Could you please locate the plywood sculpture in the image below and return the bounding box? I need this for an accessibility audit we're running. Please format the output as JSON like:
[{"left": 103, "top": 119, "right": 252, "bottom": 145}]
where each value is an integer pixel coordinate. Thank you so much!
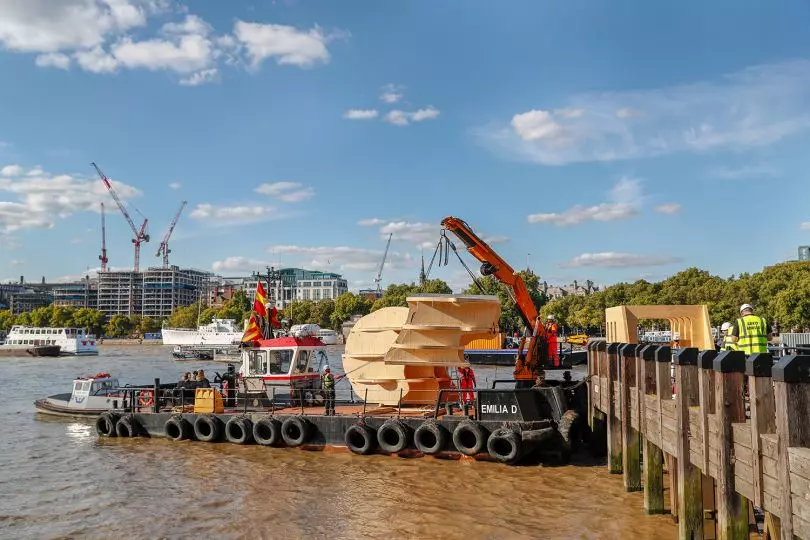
[
  {"left": 343, "top": 294, "right": 500, "bottom": 406},
  {"left": 604, "top": 304, "right": 714, "bottom": 350}
]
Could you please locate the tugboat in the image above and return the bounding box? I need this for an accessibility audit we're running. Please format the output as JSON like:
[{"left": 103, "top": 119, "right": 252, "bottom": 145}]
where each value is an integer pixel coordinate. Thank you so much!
[{"left": 35, "top": 373, "right": 161, "bottom": 418}]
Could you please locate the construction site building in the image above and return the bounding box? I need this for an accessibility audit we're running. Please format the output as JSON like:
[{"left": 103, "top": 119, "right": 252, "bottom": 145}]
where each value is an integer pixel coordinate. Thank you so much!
[
  {"left": 52, "top": 279, "right": 98, "bottom": 309},
  {"left": 141, "top": 266, "right": 210, "bottom": 319}
]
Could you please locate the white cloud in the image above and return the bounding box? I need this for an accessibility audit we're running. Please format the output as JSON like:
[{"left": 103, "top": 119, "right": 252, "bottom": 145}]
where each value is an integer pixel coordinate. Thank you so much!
[
  {"left": 168, "top": 182, "right": 181, "bottom": 190},
  {"left": 233, "top": 21, "right": 335, "bottom": 69},
  {"left": 654, "top": 203, "right": 681, "bottom": 215},
  {"left": 189, "top": 204, "right": 274, "bottom": 224},
  {"left": 180, "top": 68, "right": 218, "bottom": 86},
  {"left": 709, "top": 163, "right": 778, "bottom": 180},
  {"left": 528, "top": 177, "right": 642, "bottom": 226},
  {"left": 559, "top": 252, "right": 681, "bottom": 268},
  {"left": 384, "top": 107, "right": 440, "bottom": 126},
  {"left": 380, "top": 84, "right": 404, "bottom": 104},
  {"left": 482, "top": 235, "right": 509, "bottom": 245},
  {"left": 379, "top": 221, "right": 436, "bottom": 245},
  {"left": 0, "top": 165, "right": 22, "bottom": 176},
  {"left": 479, "top": 59, "right": 810, "bottom": 165},
  {"left": 212, "top": 256, "right": 276, "bottom": 273},
  {"left": 801, "top": 222, "right": 810, "bottom": 231},
  {"left": 0, "top": 165, "right": 141, "bottom": 234},
  {"left": 269, "top": 245, "right": 413, "bottom": 272},
  {"left": 255, "top": 182, "right": 315, "bottom": 202},
  {"left": 358, "top": 218, "right": 384, "bottom": 226},
  {"left": 9, "top": 259, "right": 25, "bottom": 266},
  {"left": 35, "top": 52, "right": 71, "bottom": 69},
  {"left": 343, "top": 109, "right": 379, "bottom": 120},
  {"left": 1, "top": 5, "right": 339, "bottom": 85}
]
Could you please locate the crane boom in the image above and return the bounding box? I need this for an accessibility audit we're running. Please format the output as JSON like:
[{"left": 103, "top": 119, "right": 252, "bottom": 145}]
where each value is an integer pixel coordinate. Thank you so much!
[
  {"left": 374, "top": 233, "right": 392, "bottom": 294},
  {"left": 157, "top": 201, "right": 188, "bottom": 267},
  {"left": 99, "top": 203, "right": 108, "bottom": 272},
  {"left": 91, "top": 162, "right": 149, "bottom": 273}
]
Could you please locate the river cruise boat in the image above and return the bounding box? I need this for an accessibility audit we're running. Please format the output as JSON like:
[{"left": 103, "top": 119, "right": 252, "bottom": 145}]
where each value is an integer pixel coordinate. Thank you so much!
[
  {"left": 1, "top": 325, "right": 98, "bottom": 356},
  {"left": 162, "top": 318, "right": 243, "bottom": 346}
]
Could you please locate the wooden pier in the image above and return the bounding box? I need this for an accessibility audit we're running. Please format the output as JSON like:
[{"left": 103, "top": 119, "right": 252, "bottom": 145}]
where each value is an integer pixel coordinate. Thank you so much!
[{"left": 588, "top": 342, "right": 810, "bottom": 540}]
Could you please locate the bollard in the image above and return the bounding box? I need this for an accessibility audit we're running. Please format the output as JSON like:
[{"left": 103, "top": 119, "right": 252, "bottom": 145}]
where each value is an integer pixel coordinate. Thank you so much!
[
  {"left": 674, "top": 347, "right": 703, "bottom": 539},
  {"left": 620, "top": 343, "right": 642, "bottom": 491},
  {"left": 712, "top": 351, "right": 749, "bottom": 540}
]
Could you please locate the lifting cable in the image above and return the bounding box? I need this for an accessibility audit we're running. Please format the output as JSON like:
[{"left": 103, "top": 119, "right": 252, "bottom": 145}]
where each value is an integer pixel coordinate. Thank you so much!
[{"left": 424, "top": 228, "right": 486, "bottom": 293}]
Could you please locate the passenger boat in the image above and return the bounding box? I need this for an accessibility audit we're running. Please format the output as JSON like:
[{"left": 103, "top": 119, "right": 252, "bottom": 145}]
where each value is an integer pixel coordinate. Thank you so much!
[
  {"left": 161, "top": 318, "right": 243, "bottom": 346},
  {"left": 34, "top": 373, "right": 158, "bottom": 418},
  {"left": 0, "top": 325, "right": 98, "bottom": 356}
]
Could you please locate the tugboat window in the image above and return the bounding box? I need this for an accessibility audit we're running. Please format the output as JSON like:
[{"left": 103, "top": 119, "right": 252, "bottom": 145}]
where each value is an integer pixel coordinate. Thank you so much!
[
  {"left": 294, "top": 351, "right": 309, "bottom": 374},
  {"left": 249, "top": 351, "right": 267, "bottom": 375},
  {"left": 267, "top": 350, "right": 293, "bottom": 374}
]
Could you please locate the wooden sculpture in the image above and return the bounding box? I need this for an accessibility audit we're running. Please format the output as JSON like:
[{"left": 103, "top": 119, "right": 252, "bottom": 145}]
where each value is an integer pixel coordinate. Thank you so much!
[
  {"left": 604, "top": 304, "right": 714, "bottom": 350},
  {"left": 343, "top": 295, "right": 500, "bottom": 406}
]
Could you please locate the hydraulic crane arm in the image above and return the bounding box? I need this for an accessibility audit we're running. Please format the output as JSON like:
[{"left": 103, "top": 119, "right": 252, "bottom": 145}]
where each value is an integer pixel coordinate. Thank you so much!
[{"left": 441, "top": 216, "right": 539, "bottom": 329}]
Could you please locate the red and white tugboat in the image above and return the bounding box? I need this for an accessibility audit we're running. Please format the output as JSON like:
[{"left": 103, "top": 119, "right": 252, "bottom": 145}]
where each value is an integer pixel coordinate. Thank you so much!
[{"left": 238, "top": 324, "right": 330, "bottom": 403}]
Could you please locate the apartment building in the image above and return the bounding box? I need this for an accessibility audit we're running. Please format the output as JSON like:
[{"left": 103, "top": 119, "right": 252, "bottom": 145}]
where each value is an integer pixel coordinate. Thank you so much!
[{"left": 244, "top": 268, "right": 348, "bottom": 309}]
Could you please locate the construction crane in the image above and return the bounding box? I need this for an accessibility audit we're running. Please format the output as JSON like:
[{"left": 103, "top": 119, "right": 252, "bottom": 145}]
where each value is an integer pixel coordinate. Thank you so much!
[
  {"left": 156, "top": 201, "right": 188, "bottom": 268},
  {"left": 99, "top": 203, "right": 108, "bottom": 272},
  {"left": 374, "top": 233, "right": 392, "bottom": 297},
  {"left": 91, "top": 162, "right": 150, "bottom": 272}
]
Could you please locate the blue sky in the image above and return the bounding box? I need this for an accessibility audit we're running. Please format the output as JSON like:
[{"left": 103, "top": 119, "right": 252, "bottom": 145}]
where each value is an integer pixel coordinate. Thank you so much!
[{"left": 1, "top": 0, "right": 810, "bottom": 292}]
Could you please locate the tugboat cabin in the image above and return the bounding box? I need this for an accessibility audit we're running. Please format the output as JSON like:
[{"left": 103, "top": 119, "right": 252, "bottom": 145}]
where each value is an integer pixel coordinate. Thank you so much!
[{"left": 240, "top": 336, "right": 329, "bottom": 394}]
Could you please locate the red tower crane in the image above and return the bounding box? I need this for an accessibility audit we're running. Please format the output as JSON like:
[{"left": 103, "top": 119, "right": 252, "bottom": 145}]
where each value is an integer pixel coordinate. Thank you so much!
[
  {"left": 156, "top": 200, "right": 188, "bottom": 268},
  {"left": 99, "top": 202, "right": 109, "bottom": 272},
  {"left": 91, "top": 162, "right": 150, "bottom": 272}
]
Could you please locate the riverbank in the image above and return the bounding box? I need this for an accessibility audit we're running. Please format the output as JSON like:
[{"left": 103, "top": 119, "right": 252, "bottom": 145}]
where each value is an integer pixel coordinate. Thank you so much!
[{"left": 98, "top": 339, "right": 163, "bottom": 346}]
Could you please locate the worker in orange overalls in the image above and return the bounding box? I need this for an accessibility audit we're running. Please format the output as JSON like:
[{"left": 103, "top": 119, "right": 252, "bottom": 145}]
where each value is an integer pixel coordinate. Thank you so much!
[
  {"left": 457, "top": 366, "right": 477, "bottom": 404},
  {"left": 546, "top": 315, "right": 559, "bottom": 367}
]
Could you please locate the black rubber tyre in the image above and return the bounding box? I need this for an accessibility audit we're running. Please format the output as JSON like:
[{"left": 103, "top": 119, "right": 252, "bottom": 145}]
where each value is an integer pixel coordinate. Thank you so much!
[
  {"left": 281, "top": 416, "right": 312, "bottom": 447},
  {"left": 345, "top": 424, "right": 377, "bottom": 455},
  {"left": 193, "top": 414, "right": 223, "bottom": 443},
  {"left": 253, "top": 417, "right": 282, "bottom": 446},
  {"left": 115, "top": 415, "right": 138, "bottom": 438},
  {"left": 487, "top": 428, "right": 523, "bottom": 464},
  {"left": 377, "top": 419, "right": 411, "bottom": 454},
  {"left": 414, "top": 420, "right": 448, "bottom": 455},
  {"left": 95, "top": 412, "right": 120, "bottom": 438},
  {"left": 225, "top": 416, "right": 254, "bottom": 445},
  {"left": 165, "top": 415, "right": 192, "bottom": 441},
  {"left": 452, "top": 420, "right": 488, "bottom": 456}
]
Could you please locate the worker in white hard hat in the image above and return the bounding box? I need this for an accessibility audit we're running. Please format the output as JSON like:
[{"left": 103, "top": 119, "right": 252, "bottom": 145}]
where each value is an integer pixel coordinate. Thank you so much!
[
  {"left": 720, "top": 322, "right": 738, "bottom": 351},
  {"left": 545, "top": 315, "right": 559, "bottom": 367},
  {"left": 321, "top": 365, "right": 335, "bottom": 416},
  {"left": 728, "top": 304, "right": 769, "bottom": 355}
]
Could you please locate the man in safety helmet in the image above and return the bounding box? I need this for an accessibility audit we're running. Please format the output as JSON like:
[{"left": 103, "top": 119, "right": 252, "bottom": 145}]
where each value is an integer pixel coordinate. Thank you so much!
[
  {"left": 729, "top": 304, "right": 770, "bottom": 355},
  {"left": 545, "top": 315, "right": 559, "bottom": 367},
  {"left": 720, "top": 322, "right": 737, "bottom": 351},
  {"left": 321, "top": 365, "right": 336, "bottom": 416}
]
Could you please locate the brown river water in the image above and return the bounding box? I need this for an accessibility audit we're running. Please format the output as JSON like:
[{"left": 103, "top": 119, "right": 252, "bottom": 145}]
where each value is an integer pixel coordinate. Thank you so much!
[{"left": 0, "top": 345, "right": 676, "bottom": 539}]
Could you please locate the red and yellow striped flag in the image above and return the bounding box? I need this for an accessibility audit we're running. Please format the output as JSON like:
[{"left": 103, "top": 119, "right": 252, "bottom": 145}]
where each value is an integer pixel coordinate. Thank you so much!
[
  {"left": 241, "top": 314, "right": 262, "bottom": 343},
  {"left": 253, "top": 281, "right": 268, "bottom": 319}
]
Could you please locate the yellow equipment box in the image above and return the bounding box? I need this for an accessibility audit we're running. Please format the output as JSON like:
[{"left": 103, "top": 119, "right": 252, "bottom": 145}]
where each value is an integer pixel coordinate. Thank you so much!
[{"left": 194, "top": 388, "right": 224, "bottom": 413}]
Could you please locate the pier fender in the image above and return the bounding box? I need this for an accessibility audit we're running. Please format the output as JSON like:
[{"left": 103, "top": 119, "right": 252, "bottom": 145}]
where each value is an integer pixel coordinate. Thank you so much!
[
  {"left": 193, "top": 414, "right": 223, "bottom": 443},
  {"left": 486, "top": 428, "right": 522, "bottom": 464},
  {"left": 253, "top": 417, "right": 282, "bottom": 446},
  {"left": 95, "top": 412, "right": 121, "bottom": 438},
  {"left": 165, "top": 415, "right": 192, "bottom": 441},
  {"left": 225, "top": 416, "right": 254, "bottom": 445},
  {"left": 345, "top": 424, "right": 377, "bottom": 455},
  {"left": 377, "top": 420, "right": 411, "bottom": 454},
  {"left": 452, "top": 420, "right": 488, "bottom": 456},
  {"left": 414, "top": 420, "right": 448, "bottom": 455},
  {"left": 281, "top": 416, "right": 312, "bottom": 447},
  {"left": 115, "top": 415, "right": 139, "bottom": 438}
]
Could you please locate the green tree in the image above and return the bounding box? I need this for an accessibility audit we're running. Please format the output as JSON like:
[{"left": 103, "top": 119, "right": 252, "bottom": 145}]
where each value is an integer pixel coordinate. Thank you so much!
[
  {"left": 463, "top": 271, "right": 546, "bottom": 333},
  {"left": 370, "top": 279, "right": 453, "bottom": 311},
  {"left": 139, "top": 316, "right": 159, "bottom": 335},
  {"left": 167, "top": 303, "right": 200, "bottom": 329},
  {"left": 0, "top": 310, "right": 14, "bottom": 332},
  {"left": 217, "top": 290, "right": 251, "bottom": 325},
  {"left": 199, "top": 307, "right": 219, "bottom": 325},
  {"left": 105, "top": 315, "right": 133, "bottom": 337},
  {"left": 332, "top": 293, "right": 373, "bottom": 328},
  {"left": 312, "top": 299, "right": 336, "bottom": 328}
]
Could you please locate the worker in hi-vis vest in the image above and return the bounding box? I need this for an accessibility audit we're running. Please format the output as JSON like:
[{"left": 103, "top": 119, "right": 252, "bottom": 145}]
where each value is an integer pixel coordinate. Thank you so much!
[
  {"left": 729, "top": 304, "right": 769, "bottom": 354},
  {"left": 720, "top": 322, "right": 738, "bottom": 351}
]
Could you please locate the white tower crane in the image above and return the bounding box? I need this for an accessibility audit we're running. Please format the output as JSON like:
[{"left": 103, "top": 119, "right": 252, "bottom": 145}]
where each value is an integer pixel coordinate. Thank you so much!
[
  {"left": 156, "top": 201, "right": 188, "bottom": 268},
  {"left": 374, "top": 233, "right": 393, "bottom": 297}
]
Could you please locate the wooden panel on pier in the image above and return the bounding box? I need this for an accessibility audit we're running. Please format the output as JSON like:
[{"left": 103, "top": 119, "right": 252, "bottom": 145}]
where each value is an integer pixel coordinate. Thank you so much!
[{"left": 630, "top": 391, "right": 639, "bottom": 430}]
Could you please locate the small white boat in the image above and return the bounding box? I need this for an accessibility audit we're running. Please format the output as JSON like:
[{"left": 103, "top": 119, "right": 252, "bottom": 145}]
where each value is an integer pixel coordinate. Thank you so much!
[
  {"left": 1, "top": 325, "right": 98, "bottom": 356},
  {"left": 317, "top": 328, "right": 339, "bottom": 345},
  {"left": 34, "top": 373, "right": 150, "bottom": 418},
  {"left": 161, "top": 318, "right": 243, "bottom": 346}
]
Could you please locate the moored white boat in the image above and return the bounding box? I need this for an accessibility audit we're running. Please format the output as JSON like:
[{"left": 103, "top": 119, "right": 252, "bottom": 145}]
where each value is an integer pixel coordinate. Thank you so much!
[
  {"left": 34, "top": 373, "right": 147, "bottom": 418},
  {"left": 161, "top": 318, "right": 243, "bottom": 346},
  {"left": 0, "top": 325, "right": 98, "bottom": 356}
]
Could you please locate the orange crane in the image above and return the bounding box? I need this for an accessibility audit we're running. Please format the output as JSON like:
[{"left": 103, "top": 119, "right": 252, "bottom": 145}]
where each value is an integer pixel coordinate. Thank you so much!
[
  {"left": 440, "top": 216, "right": 548, "bottom": 380},
  {"left": 156, "top": 201, "right": 187, "bottom": 268},
  {"left": 99, "top": 203, "right": 108, "bottom": 272},
  {"left": 91, "top": 162, "right": 150, "bottom": 272}
]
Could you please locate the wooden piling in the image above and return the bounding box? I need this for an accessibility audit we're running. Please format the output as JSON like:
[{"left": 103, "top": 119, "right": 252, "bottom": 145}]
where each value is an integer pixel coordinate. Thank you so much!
[
  {"left": 607, "top": 342, "right": 623, "bottom": 474},
  {"left": 773, "top": 355, "right": 810, "bottom": 540},
  {"left": 641, "top": 344, "right": 665, "bottom": 514},
  {"left": 746, "top": 352, "right": 778, "bottom": 539},
  {"left": 621, "top": 343, "right": 642, "bottom": 491},
  {"left": 712, "top": 351, "right": 749, "bottom": 540},
  {"left": 674, "top": 347, "right": 704, "bottom": 539}
]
